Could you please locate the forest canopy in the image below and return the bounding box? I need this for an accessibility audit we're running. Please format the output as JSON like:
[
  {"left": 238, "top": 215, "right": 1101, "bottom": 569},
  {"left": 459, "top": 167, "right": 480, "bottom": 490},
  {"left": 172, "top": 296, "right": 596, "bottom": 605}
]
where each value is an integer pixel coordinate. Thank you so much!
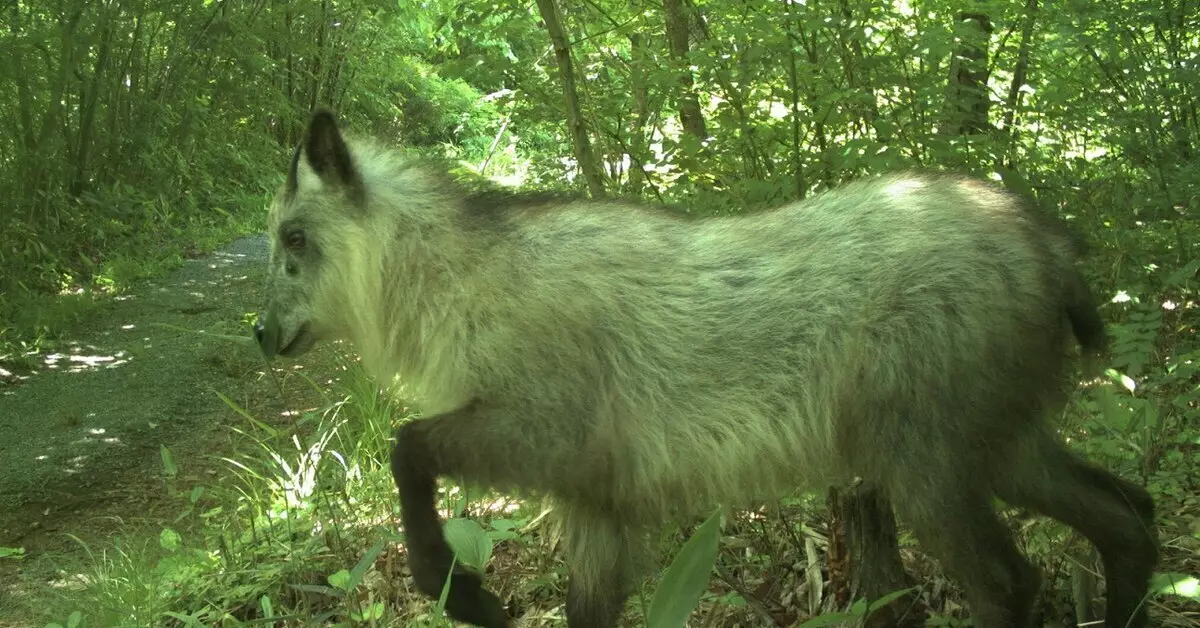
[
  {"left": 2, "top": 0, "right": 1196, "bottom": 309},
  {"left": 1, "top": 0, "right": 1197, "bottom": 626}
]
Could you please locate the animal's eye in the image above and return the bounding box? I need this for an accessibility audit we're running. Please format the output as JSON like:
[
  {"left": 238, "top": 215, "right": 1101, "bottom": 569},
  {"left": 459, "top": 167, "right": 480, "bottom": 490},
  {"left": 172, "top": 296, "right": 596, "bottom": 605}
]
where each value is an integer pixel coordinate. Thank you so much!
[{"left": 285, "top": 229, "right": 306, "bottom": 250}]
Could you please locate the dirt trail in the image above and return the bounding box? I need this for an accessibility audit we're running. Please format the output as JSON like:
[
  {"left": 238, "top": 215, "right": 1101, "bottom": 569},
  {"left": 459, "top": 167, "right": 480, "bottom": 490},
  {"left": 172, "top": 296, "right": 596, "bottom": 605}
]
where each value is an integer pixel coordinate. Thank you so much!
[{"left": 0, "top": 233, "right": 324, "bottom": 623}]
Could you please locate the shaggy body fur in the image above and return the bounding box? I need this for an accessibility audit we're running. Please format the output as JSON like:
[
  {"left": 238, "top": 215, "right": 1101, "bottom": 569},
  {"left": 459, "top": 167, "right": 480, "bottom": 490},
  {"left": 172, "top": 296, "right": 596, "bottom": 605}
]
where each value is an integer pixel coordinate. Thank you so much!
[{"left": 255, "top": 110, "right": 1159, "bottom": 628}]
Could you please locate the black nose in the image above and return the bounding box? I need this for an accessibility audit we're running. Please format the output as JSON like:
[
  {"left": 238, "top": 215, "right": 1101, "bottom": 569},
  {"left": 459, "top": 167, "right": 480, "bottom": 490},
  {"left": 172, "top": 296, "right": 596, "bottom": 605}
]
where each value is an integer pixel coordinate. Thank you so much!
[{"left": 253, "top": 315, "right": 266, "bottom": 346}]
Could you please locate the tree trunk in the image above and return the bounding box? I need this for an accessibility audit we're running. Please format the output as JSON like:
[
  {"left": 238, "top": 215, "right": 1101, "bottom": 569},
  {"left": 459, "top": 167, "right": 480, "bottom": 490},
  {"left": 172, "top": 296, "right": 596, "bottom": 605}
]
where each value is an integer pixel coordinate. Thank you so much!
[
  {"left": 627, "top": 33, "right": 651, "bottom": 196},
  {"left": 829, "top": 485, "right": 923, "bottom": 628},
  {"left": 662, "top": 0, "right": 707, "bottom": 142},
  {"left": 535, "top": 0, "right": 606, "bottom": 198},
  {"left": 784, "top": 0, "right": 807, "bottom": 199},
  {"left": 940, "top": 11, "right": 994, "bottom": 137},
  {"left": 1001, "top": 0, "right": 1037, "bottom": 147},
  {"left": 71, "top": 6, "right": 116, "bottom": 198}
]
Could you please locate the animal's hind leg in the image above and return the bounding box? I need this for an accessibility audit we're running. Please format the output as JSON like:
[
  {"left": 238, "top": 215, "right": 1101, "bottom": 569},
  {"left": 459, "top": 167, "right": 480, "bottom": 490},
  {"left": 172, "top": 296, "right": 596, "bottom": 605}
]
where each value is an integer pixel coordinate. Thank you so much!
[
  {"left": 560, "top": 504, "right": 641, "bottom": 628},
  {"left": 884, "top": 466, "right": 1041, "bottom": 627},
  {"left": 992, "top": 428, "right": 1158, "bottom": 628}
]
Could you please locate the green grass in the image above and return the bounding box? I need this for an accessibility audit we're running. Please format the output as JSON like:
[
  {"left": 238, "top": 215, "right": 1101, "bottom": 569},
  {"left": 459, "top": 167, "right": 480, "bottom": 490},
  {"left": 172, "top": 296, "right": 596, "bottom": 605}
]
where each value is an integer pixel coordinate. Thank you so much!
[{"left": 26, "top": 349, "right": 737, "bottom": 627}]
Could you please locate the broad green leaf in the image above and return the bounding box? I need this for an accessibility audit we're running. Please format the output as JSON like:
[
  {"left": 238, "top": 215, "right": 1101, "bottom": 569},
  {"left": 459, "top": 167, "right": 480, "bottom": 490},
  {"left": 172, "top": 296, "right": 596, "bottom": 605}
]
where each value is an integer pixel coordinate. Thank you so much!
[
  {"left": 444, "top": 517, "right": 493, "bottom": 571},
  {"left": 867, "top": 587, "right": 918, "bottom": 615},
  {"left": 645, "top": 508, "right": 722, "bottom": 628},
  {"left": 328, "top": 569, "right": 352, "bottom": 591}
]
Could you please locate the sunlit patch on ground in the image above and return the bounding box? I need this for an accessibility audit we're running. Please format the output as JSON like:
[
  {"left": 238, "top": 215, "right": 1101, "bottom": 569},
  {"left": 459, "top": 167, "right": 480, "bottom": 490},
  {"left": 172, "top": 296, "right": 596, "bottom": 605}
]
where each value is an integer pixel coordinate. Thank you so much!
[
  {"left": 203, "top": 251, "right": 251, "bottom": 269},
  {"left": 42, "top": 349, "right": 131, "bottom": 373},
  {"left": 70, "top": 428, "right": 123, "bottom": 448}
]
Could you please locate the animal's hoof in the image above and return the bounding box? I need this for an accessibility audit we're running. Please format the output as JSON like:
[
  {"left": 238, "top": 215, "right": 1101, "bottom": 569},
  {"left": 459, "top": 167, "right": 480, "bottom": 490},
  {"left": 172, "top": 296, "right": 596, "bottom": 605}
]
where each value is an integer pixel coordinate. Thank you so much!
[{"left": 443, "top": 568, "right": 509, "bottom": 628}]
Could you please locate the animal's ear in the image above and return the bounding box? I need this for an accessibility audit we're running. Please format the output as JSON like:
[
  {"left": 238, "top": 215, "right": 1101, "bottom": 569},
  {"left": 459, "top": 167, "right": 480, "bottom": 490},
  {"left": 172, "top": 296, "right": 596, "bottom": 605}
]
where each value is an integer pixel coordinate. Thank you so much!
[{"left": 298, "top": 108, "right": 365, "bottom": 205}]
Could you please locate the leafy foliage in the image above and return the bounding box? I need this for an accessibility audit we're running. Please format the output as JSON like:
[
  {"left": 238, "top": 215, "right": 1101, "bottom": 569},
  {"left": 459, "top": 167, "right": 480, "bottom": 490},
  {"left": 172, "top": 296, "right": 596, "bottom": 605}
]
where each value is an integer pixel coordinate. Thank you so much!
[{"left": 3, "top": 0, "right": 1197, "bottom": 625}]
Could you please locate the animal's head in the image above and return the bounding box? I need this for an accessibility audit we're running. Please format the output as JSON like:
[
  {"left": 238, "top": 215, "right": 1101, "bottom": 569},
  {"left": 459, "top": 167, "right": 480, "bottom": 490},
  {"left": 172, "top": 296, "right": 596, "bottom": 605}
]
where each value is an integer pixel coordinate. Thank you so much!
[{"left": 253, "top": 109, "right": 371, "bottom": 361}]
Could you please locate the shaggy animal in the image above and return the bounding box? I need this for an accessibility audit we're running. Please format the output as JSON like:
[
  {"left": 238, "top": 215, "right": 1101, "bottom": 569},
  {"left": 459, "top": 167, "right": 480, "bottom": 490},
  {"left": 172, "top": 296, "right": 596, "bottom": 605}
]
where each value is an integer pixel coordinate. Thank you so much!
[{"left": 253, "top": 109, "right": 1159, "bottom": 628}]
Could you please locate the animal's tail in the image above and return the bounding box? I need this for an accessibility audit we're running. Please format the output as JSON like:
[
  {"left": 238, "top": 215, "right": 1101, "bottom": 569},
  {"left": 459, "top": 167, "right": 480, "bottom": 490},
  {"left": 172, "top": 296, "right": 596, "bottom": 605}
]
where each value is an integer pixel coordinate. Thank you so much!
[
  {"left": 1065, "top": 268, "right": 1108, "bottom": 361},
  {"left": 999, "top": 173, "right": 1108, "bottom": 363}
]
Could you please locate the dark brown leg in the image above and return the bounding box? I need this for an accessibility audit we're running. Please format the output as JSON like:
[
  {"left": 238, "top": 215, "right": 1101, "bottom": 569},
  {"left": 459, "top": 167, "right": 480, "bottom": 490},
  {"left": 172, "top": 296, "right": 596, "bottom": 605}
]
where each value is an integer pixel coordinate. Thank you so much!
[
  {"left": 993, "top": 431, "right": 1158, "bottom": 628},
  {"left": 391, "top": 415, "right": 510, "bottom": 628},
  {"left": 892, "top": 479, "right": 1042, "bottom": 628},
  {"left": 390, "top": 399, "right": 611, "bottom": 627}
]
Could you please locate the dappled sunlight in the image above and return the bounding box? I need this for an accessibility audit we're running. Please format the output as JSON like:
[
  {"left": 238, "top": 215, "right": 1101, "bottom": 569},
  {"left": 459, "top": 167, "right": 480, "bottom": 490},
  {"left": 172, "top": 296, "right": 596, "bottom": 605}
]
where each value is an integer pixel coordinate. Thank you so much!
[
  {"left": 206, "top": 250, "right": 253, "bottom": 264},
  {"left": 176, "top": 272, "right": 253, "bottom": 290},
  {"left": 439, "top": 485, "right": 526, "bottom": 519},
  {"left": 63, "top": 455, "right": 91, "bottom": 475},
  {"left": 23, "top": 423, "right": 129, "bottom": 475},
  {"left": 70, "top": 427, "right": 124, "bottom": 448},
  {"left": 3, "top": 334, "right": 142, "bottom": 389},
  {"left": 43, "top": 349, "right": 131, "bottom": 373},
  {"left": 47, "top": 572, "right": 90, "bottom": 591},
  {"left": 0, "top": 363, "right": 33, "bottom": 387}
]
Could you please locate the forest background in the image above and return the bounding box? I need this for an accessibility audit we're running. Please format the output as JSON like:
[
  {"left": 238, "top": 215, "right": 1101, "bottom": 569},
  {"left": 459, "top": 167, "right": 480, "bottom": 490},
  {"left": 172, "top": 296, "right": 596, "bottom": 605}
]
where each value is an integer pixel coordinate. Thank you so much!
[{"left": 0, "top": 0, "right": 1197, "bottom": 626}]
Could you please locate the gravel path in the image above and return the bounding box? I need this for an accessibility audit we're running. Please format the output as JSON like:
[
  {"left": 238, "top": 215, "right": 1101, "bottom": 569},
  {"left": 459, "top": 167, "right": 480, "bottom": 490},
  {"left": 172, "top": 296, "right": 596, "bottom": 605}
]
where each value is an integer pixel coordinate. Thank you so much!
[{"left": 0, "top": 233, "right": 270, "bottom": 541}]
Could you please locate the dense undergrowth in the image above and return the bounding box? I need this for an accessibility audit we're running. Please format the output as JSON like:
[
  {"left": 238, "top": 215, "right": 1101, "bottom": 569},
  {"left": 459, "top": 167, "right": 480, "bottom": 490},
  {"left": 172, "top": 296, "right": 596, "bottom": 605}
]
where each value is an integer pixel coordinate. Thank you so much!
[{"left": 3, "top": 0, "right": 1198, "bottom": 625}]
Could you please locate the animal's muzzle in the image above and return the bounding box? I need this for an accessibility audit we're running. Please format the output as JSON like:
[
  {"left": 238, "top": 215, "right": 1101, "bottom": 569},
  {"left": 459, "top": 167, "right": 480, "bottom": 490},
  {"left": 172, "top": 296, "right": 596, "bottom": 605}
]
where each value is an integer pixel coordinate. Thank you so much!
[{"left": 252, "top": 310, "right": 312, "bottom": 359}]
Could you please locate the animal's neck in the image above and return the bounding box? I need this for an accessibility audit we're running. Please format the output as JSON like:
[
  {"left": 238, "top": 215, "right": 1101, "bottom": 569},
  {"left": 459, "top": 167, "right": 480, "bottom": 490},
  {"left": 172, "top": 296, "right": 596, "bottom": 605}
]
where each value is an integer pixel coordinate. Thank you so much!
[{"left": 353, "top": 230, "right": 475, "bottom": 403}]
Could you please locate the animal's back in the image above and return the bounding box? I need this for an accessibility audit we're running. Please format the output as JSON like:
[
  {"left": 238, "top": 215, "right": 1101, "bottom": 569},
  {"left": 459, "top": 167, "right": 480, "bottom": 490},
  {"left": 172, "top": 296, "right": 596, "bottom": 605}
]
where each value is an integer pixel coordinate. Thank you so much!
[{"left": 467, "top": 171, "right": 1081, "bottom": 519}]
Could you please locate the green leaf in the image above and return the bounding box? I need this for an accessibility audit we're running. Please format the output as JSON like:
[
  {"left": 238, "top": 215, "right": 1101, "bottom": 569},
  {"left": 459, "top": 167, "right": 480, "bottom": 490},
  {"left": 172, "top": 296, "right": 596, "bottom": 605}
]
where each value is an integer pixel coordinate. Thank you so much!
[
  {"left": 160, "top": 444, "right": 177, "bottom": 478},
  {"left": 867, "top": 587, "right": 918, "bottom": 614},
  {"left": 1163, "top": 259, "right": 1200, "bottom": 286},
  {"left": 1151, "top": 572, "right": 1200, "bottom": 600},
  {"left": 1096, "top": 386, "right": 1134, "bottom": 431},
  {"left": 346, "top": 540, "right": 386, "bottom": 591},
  {"left": 444, "top": 518, "right": 493, "bottom": 572},
  {"left": 352, "top": 602, "right": 386, "bottom": 621},
  {"left": 0, "top": 546, "right": 25, "bottom": 559},
  {"left": 159, "top": 611, "right": 207, "bottom": 627},
  {"left": 214, "top": 390, "right": 279, "bottom": 437},
  {"left": 66, "top": 612, "right": 82, "bottom": 628},
  {"left": 328, "top": 569, "right": 352, "bottom": 591},
  {"left": 159, "top": 528, "right": 181, "bottom": 552},
  {"left": 286, "top": 583, "right": 341, "bottom": 598},
  {"left": 645, "top": 508, "right": 722, "bottom": 628}
]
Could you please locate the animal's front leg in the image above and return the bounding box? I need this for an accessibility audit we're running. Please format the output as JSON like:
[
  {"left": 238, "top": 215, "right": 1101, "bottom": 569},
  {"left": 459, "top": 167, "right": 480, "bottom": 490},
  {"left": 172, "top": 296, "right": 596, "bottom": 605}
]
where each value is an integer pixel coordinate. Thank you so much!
[{"left": 390, "top": 402, "right": 510, "bottom": 628}]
